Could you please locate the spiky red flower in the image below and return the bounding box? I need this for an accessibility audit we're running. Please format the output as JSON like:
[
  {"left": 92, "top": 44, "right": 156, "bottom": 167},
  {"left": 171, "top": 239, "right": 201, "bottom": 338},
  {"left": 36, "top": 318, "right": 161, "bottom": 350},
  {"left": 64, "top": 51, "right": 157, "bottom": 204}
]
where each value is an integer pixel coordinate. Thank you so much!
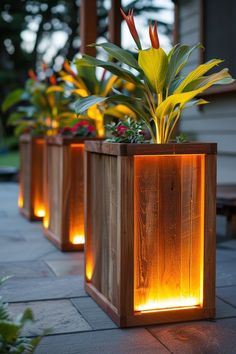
[
  {"left": 49, "top": 74, "right": 57, "bottom": 85},
  {"left": 28, "top": 69, "right": 38, "bottom": 81},
  {"left": 149, "top": 22, "right": 160, "bottom": 49},
  {"left": 120, "top": 8, "right": 142, "bottom": 50},
  {"left": 63, "top": 60, "right": 76, "bottom": 77}
]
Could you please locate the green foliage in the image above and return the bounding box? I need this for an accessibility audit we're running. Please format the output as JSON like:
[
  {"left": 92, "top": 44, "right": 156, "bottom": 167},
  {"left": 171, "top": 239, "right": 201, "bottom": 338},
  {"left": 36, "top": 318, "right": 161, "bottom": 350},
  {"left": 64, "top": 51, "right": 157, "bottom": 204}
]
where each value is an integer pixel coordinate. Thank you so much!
[
  {"left": 2, "top": 76, "right": 74, "bottom": 136},
  {"left": 176, "top": 133, "right": 189, "bottom": 143},
  {"left": 2, "top": 90, "right": 25, "bottom": 113},
  {"left": 0, "top": 277, "right": 43, "bottom": 354},
  {"left": 106, "top": 118, "right": 148, "bottom": 143},
  {"left": 75, "top": 37, "right": 234, "bottom": 143}
]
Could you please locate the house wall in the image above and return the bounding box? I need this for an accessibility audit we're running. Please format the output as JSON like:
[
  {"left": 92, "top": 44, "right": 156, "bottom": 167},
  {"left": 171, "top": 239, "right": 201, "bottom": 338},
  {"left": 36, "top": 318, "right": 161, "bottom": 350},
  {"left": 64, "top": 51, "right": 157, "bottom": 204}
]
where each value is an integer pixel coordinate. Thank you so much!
[{"left": 178, "top": 0, "right": 236, "bottom": 183}]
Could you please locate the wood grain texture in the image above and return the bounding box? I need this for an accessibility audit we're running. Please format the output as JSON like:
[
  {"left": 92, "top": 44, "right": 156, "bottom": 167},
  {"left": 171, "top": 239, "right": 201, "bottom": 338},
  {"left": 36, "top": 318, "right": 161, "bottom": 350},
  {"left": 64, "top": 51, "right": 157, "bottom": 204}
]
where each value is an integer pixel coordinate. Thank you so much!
[
  {"left": 85, "top": 141, "right": 217, "bottom": 156},
  {"left": 117, "top": 156, "right": 134, "bottom": 320},
  {"left": 19, "top": 135, "right": 45, "bottom": 221},
  {"left": 203, "top": 153, "right": 216, "bottom": 316},
  {"left": 134, "top": 155, "right": 204, "bottom": 312},
  {"left": 43, "top": 137, "right": 85, "bottom": 251},
  {"left": 85, "top": 142, "right": 216, "bottom": 327},
  {"left": 85, "top": 152, "right": 119, "bottom": 307}
]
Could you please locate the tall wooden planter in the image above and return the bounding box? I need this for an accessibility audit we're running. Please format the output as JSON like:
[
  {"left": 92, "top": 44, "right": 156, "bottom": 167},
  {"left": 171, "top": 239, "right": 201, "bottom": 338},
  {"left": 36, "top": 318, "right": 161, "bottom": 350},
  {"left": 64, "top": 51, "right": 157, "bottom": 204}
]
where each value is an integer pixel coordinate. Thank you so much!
[
  {"left": 43, "top": 136, "right": 94, "bottom": 251},
  {"left": 84, "top": 141, "right": 217, "bottom": 327},
  {"left": 18, "top": 134, "right": 45, "bottom": 221}
]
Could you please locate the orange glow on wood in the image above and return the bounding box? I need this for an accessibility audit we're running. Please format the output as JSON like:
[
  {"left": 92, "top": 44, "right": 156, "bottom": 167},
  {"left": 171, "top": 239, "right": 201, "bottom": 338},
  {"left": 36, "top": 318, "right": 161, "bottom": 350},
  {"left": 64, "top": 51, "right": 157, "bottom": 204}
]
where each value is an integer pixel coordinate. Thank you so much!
[
  {"left": 72, "top": 235, "right": 85, "bottom": 245},
  {"left": 43, "top": 216, "right": 49, "bottom": 229},
  {"left": 86, "top": 259, "right": 93, "bottom": 281},
  {"left": 34, "top": 208, "right": 45, "bottom": 217},
  {"left": 134, "top": 154, "right": 205, "bottom": 312},
  {"left": 18, "top": 194, "right": 23, "bottom": 208},
  {"left": 68, "top": 144, "right": 85, "bottom": 247}
]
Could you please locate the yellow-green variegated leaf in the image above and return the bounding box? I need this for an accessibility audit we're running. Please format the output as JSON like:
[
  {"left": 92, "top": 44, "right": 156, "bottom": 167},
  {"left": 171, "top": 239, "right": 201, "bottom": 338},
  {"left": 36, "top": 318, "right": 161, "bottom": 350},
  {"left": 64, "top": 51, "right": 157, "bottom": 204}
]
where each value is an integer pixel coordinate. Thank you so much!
[
  {"left": 71, "top": 88, "right": 89, "bottom": 97},
  {"left": 138, "top": 48, "right": 168, "bottom": 94},
  {"left": 60, "top": 74, "right": 88, "bottom": 91},
  {"left": 182, "top": 68, "right": 234, "bottom": 92},
  {"left": 57, "top": 112, "right": 77, "bottom": 120},
  {"left": 155, "top": 90, "right": 204, "bottom": 120},
  {"left": 102, "top": 75, "right": 118, "bottom": 97},
  {"left": 174, "top": 59, "right": 223, "bottom": 93},
  {"left": 104, "top": 104, "right": 136, "bottom": 119},
  {"left": 46, "top": 86, "right": 64, "bottom": 94}
]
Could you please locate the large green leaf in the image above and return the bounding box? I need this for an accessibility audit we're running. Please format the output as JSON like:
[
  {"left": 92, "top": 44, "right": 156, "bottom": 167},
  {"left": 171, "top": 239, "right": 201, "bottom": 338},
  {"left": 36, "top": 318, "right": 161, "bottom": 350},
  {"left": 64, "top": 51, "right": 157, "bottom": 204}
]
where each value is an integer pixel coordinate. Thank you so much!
[
  {"left": 2, "top": 89, "right": 25, "bottom": 112},
  {"left": 7, "top": 112, "right": 26, "bottom": 125},
  {"left": 75, "top": 96, "right": 107, "bottom": 114},
  {"left": 75, "top": 56, "right": 143, "bottom": 87},
  {"left": 94, "top": 42, "right": 140, "bottom": 70},
  {"left": 75, "top": 93, "right": 149, "bottom": 123},
  {"left": 138, "top": 48, "right": 168, "bottom": 93},
  {"left": 165, "top": 43, "right": 203, "bottom": 88},
  {"left": 76, "top": 63, "right": 98, "bottom": 94},
  {"left": 0, "top": 321, "right": 20, "bottom": 341}
]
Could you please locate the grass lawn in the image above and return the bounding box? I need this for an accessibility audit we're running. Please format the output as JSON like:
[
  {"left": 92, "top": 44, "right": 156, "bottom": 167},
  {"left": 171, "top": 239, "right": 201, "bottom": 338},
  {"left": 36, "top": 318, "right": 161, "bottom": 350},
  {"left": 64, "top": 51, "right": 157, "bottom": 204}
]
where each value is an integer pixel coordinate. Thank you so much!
[{"left": 0, "top": 151, "right": 19, "bottom": 168}]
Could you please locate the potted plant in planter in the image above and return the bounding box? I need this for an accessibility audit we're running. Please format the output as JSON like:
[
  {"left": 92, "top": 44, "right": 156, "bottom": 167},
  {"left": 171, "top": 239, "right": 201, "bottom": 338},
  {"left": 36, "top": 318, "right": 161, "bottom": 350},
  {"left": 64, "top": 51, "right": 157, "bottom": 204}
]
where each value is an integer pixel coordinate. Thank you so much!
[
  {"left": 2, "top": 67, "right": 73, "bottom": 221},
  {"left": 75, "top": 10, "right": 234, "bottom": 327},
  {"left": 43, "top": 119, "right": 97, "bottom": 251},
  {"left": 43, "top": 62, "right": 135, "bottom": 251},
  {"left": 59, "top": 59, "right": 136, "bottom": 138}
]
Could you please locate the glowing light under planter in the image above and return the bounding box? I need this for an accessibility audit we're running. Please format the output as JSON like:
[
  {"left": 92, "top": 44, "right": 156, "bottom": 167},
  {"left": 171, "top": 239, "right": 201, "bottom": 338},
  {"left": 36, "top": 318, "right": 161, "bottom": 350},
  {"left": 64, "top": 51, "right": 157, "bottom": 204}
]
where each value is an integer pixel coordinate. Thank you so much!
[
  {"left": 134, "top": 154, "right": 205, "bottom": 312},
  {"left": 18, "top": 194, "right": 23, "bottom": 208},
  {"left": 72, "top": 235, "right": 85, "bottom": 245},
  {"left": 43, "top": 217, "right": 49, "bottom": 229},
  {"left": 34, "top": 208, "right": 45, "bottom": 217},
  {"left": 135, "top": 297, "right": 200, "bottom": 312}
]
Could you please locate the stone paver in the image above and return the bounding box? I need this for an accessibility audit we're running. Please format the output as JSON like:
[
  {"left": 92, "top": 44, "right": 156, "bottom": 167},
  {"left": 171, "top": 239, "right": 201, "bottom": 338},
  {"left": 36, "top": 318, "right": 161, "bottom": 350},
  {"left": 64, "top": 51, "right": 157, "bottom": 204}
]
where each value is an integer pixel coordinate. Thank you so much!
[
  {"left": 217, "top": 286, "right": 236, "bottom": 308},
  {"left": 46, "top": 257, "right": 84, "bottom": 276},
  {"left": 9, "top": 299, "right": 91, "bottom": 336},
  {"left": 216, "top": 297, "right": 236, "bottom": 318},
  {"left": 1, "top": 182, "right": 236, "bottom": 354},
  {"left": 149, "top": 318, "right": 236, "bottom": 354},
  {"left": 35, "top": 328, "right": 169, "bottom": 354},
  {"left": 0, "top": 260, "right": 54, "bottom": 278},
  {"left": 0, "top": 275, "right": 86, "bottom": 302},
  {"left": 72, "top": 297, "right": 117, "bottom": 330}
]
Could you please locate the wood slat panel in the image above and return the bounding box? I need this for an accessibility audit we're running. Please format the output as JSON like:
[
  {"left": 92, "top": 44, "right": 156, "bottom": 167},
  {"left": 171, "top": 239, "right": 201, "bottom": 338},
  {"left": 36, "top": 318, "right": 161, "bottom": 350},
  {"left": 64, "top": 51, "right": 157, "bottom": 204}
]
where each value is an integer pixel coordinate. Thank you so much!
[
  {"left": 134, "top": 155, "right": 204, "bottom": 312},
  {"left": 31, "top": 139, "right": 45, "bottom": 217},
  {"left": 86, "top": 153, "right": 118, "bottom": 308},
  {"left": 19, "top": 137, "right": 44, "bottom": 220},
  {"left": 20, "top": 141, "right": 31, "bottom": 213},
  {"left": 47, "top": 145, "right": 63, "bottom": 239},
  {"left": 67, "top": 145, "right": 84, "bottom": 245}
]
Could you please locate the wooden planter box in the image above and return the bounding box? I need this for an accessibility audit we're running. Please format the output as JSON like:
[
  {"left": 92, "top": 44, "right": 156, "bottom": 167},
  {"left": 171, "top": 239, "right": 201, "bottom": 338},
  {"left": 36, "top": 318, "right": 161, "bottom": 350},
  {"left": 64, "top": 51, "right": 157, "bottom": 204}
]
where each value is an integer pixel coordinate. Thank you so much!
[
  {"left": 18, "top": 134, "right": 45, "bottom": 221},
  {"left": 84, "top": 141, "right": 217, "bottom": 327},
  {"left": 43, "top": 136, "right": 96, "bottom": 251}
]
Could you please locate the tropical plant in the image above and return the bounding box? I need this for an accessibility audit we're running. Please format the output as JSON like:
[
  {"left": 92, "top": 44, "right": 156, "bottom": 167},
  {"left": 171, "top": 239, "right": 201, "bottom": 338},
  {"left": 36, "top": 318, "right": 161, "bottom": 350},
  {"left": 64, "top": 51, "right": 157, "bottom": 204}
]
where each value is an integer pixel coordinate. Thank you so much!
[
  {"left": 75, "top": 9, "right": 234, "bottom": 144},
  {"left": 58, "top": 60, "right": 136, "bottom": 137},
  {"left": 0, "top": 277, "right": 42, "bottom": 353},
  {"left": 2, "top": 67, "right": 74, "bottom": 136}
]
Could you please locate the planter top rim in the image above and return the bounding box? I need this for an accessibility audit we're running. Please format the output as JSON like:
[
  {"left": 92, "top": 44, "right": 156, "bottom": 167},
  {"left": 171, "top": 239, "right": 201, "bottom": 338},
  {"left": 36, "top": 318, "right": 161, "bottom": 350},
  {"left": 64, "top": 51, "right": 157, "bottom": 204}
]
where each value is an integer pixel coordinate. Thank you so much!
[
  {"left": 85, "top": 141, "right": 217, "bottom": 156},
  {"left": 46, "top": 135, "right": 103, "bottom": 146},
  {"left": 20, "top": 134, "right": 45, "bottom": 143}
]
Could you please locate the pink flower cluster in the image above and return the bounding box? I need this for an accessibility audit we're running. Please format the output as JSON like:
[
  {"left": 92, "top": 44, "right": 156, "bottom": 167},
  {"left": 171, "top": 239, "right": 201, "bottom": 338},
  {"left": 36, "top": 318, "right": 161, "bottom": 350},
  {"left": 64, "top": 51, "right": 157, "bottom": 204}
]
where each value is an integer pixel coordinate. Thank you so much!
[{"left": 60, "top": 120, "right": 96, "bottom": 137}]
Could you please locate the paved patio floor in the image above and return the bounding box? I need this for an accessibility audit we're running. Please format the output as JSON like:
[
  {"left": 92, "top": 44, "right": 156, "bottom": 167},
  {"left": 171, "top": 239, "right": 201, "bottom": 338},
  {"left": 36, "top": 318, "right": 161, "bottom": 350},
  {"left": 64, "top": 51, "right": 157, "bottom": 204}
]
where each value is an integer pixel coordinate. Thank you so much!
[{"left": 1, "top": 182, "right": 236, "bottom": 353}]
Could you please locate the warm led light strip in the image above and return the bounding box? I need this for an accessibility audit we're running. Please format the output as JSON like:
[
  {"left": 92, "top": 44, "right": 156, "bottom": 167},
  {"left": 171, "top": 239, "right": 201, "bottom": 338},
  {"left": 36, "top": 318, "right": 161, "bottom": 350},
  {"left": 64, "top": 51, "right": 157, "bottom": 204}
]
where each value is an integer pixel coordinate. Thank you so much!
[{"left": 72, "top": 235, "right": 85, "bottom": 245}]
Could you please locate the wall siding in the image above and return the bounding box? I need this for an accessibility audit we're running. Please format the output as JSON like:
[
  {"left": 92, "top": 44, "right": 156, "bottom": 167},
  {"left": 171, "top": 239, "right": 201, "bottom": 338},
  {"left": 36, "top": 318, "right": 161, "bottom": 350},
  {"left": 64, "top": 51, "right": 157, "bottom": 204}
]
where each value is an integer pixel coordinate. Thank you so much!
[{"left": 179, "top": 0, "right": 236, "bottom": 183}]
